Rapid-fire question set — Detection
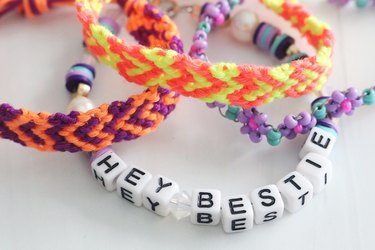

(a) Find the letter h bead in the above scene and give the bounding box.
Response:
[91,150,128,192]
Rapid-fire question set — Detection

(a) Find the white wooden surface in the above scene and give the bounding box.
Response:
[0,1,374,249]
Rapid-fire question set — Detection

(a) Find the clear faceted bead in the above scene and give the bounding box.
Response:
[169,191,191,220]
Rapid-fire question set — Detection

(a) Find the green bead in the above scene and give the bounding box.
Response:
[225,106,240,121]
[363,88,375,105]
[267,129,282,141]
[312,103,327,120]
[198,22,211,33]
[356,0,368,8]
[268,138,281,146]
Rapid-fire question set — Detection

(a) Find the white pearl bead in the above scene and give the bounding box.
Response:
[230,10,258,43]
[67,95,95,112]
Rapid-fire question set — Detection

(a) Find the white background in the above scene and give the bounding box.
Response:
[0,0,374,249]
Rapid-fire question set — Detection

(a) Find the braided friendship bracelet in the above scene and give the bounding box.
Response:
[87,85,374,233]
[77,0,334,108]
[328,0,375,8]
[187,0,319,147]
[0,2,182,152]
[0,0,74,18]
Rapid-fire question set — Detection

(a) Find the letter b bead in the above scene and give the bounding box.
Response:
[191,189,221,226]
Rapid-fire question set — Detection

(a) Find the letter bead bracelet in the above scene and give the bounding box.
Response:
[0,1,182,152]
[76,0,334,108]
[85,84,375,233]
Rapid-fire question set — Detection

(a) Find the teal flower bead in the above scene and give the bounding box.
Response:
[356,0,368,8]
[363,88,375,105]
[198,22,211,33]
[225,106,240,121]
[267,129,282,146]
[312,102,327,120]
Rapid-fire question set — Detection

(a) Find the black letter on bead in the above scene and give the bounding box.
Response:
[298,192,309,206]
[97,155,119,174]
[284,175,301,190]
[155,177,172,193]
[311,132,331,149]
[306,159,322,168]
[263,211,278,222]
[229,198,246,214]
[125,168,146,186]
[325,173,328,184]
[197,213,213,224]
[93,169,105,187]
[258,189,276,207]
[147,197,160,211]
[198,192,214,208]
[120,188,134,203]
[231,218,246,231]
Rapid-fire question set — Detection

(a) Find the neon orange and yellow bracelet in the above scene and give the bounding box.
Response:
[77,0,334,109]
[0,1,182,152]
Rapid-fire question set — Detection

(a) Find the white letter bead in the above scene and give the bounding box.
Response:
[250,185,284,225]
[142,175,179,216]
[276,171,313,213]
[116,166,152,207]
[299,126,336,159]
[91,150,127,192]
[221,195,254,233]
[297,153,332,194]
[191,189,221,226]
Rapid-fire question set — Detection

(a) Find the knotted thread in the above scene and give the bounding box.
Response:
[0,0,74,18]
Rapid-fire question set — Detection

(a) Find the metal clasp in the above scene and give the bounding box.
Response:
[150,0,200,18]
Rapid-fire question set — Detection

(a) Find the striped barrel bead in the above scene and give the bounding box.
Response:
[270,34,295,60]
[65,63,96,93]
[287,52,309,63]
[253,22,280,51]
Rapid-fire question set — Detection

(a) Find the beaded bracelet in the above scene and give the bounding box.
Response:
[209,85,374,146]
[0,1,182,152]
[76,0,334,109]
[328,0,375,8]
[86,84,374,233]
[189,1,308,64]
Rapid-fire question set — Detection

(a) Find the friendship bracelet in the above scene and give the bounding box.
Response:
[87,85,374,233]
[0,2,182,152]
[183,0,318,146]
[328,0,375,8]
[77,0,334,108]
[0,0,74,18]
